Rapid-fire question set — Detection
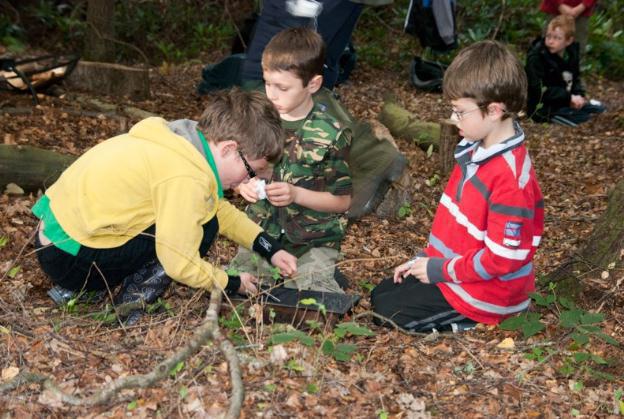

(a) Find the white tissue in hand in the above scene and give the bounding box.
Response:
[255,179,267,200]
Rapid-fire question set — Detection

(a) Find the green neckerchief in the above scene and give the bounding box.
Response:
[196,129,224,198]
[32,194,81,255]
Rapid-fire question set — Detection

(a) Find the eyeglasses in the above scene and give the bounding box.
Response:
[451,105,486,121]
[238,150,256,179]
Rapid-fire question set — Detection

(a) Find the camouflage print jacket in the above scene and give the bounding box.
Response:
[246,103,352,257]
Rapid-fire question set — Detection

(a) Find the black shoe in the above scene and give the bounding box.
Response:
[114,260,172,325]
[47,285,106,306]
[409,56,445,92]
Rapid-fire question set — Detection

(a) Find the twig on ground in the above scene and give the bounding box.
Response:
[0,288,245,418]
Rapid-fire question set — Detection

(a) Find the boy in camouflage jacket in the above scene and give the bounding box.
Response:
[231,28,352,293]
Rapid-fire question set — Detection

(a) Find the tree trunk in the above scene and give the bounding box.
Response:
[0,145,76,193]
[547,180,624,298]
[438,119,459,175]
[84,0,116,62]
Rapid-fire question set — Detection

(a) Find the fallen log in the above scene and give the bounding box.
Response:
[378,100,440,150]
[0,145,76,193]
[378,99,459,175]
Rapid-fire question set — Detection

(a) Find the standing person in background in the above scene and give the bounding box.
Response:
[539,0,597,58]
[241,0,391,90]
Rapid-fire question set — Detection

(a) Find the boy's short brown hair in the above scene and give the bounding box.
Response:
[262,27,325,86]
[443,40,527,118]
[198,88,284,162]
[547,14,576,39]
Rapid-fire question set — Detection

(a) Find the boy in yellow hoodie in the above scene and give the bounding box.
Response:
[32,88,297,324]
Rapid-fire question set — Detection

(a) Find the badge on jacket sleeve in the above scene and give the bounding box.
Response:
[503,221,522,247]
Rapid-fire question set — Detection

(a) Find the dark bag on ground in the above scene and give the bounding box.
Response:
[409,56,447,92]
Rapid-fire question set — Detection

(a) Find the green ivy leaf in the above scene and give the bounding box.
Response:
[127,400,138,410]
[558,296,576,309]
[179,386,189,399]
[521,318,545,338]
[560,309,583,328]
[499,315,524,331]
[573,352,591,363]
[333,343,358,362]
[0,236,8,248]
[321,340,334,356]
[570,332,589,346]
[580,312,604,325]
[269,330,314,346]
[335,322,375,337]
[530,292,555,307]
[594,332,619,346]
[590,353,608,365]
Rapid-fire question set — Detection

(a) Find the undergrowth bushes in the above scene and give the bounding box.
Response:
[0,0,622,78]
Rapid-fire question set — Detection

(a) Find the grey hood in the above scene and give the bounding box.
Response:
[168,119,204,156]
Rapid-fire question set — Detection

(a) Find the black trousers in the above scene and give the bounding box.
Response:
[241,0,363,89]
[35,218,219,292]
[371,277,471,332]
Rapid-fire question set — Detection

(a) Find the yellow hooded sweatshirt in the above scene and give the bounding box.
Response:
[42,117,262,290]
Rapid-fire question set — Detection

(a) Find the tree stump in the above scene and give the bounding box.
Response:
[68,61,150,100]
[438,119,459,175]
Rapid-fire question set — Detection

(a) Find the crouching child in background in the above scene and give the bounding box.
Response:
[32,88,297,324]
[526,14,605,127]
[230,28,352,294]
[372,41,544,332]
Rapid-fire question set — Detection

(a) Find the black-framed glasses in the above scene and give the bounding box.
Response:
[238,150,256,179]
[451,105,486,121]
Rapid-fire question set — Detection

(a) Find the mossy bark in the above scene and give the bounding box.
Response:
[378,101,441,150]
[0,145,76,193]
[546,180,624,299]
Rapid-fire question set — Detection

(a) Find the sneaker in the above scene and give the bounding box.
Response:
[47,285,76,306]
[47,285,106,306]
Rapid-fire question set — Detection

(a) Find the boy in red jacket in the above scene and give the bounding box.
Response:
[371,41,544,332]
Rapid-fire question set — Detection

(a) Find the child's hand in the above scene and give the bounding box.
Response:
[270,249,298,277]
[265,182,298,207]
[238,178,260,203]
[393,257,430,284]
[571,94,586,109]
[238,272,259,295]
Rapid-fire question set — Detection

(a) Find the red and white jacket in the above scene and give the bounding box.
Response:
[422,124,544,324]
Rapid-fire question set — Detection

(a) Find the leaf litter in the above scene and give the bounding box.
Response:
[0,57,623,417]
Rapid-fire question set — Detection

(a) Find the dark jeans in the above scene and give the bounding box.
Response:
[371,277,471,332]
[550,102,606,126]
[35,218,219,292]
[241,0,363,89]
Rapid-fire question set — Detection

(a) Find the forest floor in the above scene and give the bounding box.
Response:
[0,52,623,417]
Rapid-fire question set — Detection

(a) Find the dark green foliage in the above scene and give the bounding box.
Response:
[1,0,622,77]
